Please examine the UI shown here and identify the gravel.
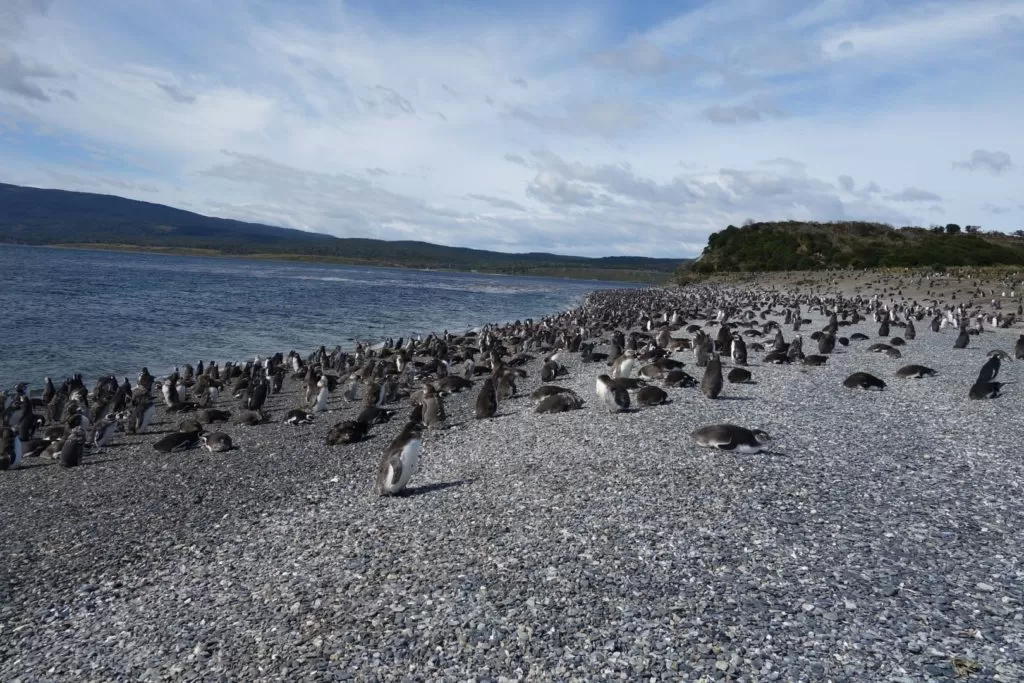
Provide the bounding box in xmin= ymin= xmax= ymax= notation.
xmin=2 ymin=280 xmax=1024 ymax=682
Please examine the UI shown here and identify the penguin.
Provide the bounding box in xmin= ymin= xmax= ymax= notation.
xmin=199 ymin=432 xmax=233 ymax=453
xmin=1 ymin=427 xmax=24 ymax=471
xmin=540 ymin=360 xmax=565 ymax=383
xmin=969 ymin=380 xmax=1005 ymax=399
xmin=690 ymin=424 xmax=773 ymax=454
xmin=731 ymin=336 xmax=747 ymax=366
xmin=91 ymin=416 xmax=118 ymax=449
xmin=342 ymin=375 xmax=360 ymax=402
xmin=128 ymin=401 xmax=155 ymax=434
xmin=177 ymin=418 xmax=203 ymax=434
xmin=610 ymin=351 xmax=638 ymax=379
xmin=534 ymin=392 xmax=584 ymax=414
xmin=326 ymin=419 xmax=368 ymax=445
xmin=843 ymin=372 xmax=886 ymax=391
xmin=417 ymin=384 xmax=445 ymax=429
xmin=284 ymin=409 xmax=314 ymax=425
xmin=802 ymin=354 xmax=828 ymax=366
xmin=200 ymin=408 xmax=232 ymax=424
xmin=595 ymin=374 xmax=630 ymax=413
xmin=356 ymin=405 xmax=399 ymax=426
xmin=904 ymin=320 xmax=916 ymax=340
xmin=700 ymin=353 xmax=723 ymax=399
xmin=42 ymin=377 xmax=55 ymax=405
xmin=636 ymin=386 xmax=669 ymax=406
xmin=953 ymin=327 xmax=970 ymax=349
xmin=531 ymin=385 xmax=576 ymax=402
xmin=1015 ymin=334 xmax=1024 ymax=360
xmin=310 ymin=376 xmax=330 ymax=413
xmin=726 ymin=368 xmax=752 ymax=383
xmin=895 ymin=364 xmax=938 ymax=379
xmin=976 ymin=356 xmax=1000 ymax=385
xmin=153 ymin=430 xmax=202 ymax=453
xmin=374 ymin=421 xmax=424 ymax=496
xmin=233 ymin=409 xmax=269 ymax=426
xmin=663 ymin=370 xmax=698 ymax=388
xmin=818 ymin=334 xmax=836 ymax=355
xmin=60 ymin=427 xmax=87 ymax=467
xmin=474 ymin=377 xmax=498 ymax=419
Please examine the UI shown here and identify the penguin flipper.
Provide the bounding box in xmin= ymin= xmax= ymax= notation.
xmin=716 ymin=440 xmax=739 ymax=451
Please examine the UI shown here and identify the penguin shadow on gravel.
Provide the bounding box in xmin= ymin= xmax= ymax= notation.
xmin=377 ymin=479 xmax=472 ymax=499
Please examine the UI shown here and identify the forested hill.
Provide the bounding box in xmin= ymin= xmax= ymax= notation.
xmin=0 ymin=183 xmax=682 ymax=283
xmin=687 ymin=221 xmax=1024 ymax=273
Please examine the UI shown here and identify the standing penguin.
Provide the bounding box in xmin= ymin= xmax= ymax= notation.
xmin=60 ymin=427 xmax=87 ymax=468
xmin=954 ymin=327 xmax=970 ymax=349
xmin=905 ymin=319 xmax=916 ymax=340
xmin=474 ymin=377 xmax=498 ymax=419
xmin=374 ymin=421 xmax=424 ymax=496
xmin=310 ymin=376 xmax=330 ymax=413
xmin=731 ymin=335 xmax=747 ymax=366
xmin=701 ymin=353 xmax=724 ymax=399
xmin=1015 ymin=334 xmax=1024 ymax=360
xmin=421 ymin=383 xmax=446 ymax=429
xmin=595 ymin=375 xmax=630 ymax=413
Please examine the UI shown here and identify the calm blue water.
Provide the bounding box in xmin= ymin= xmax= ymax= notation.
xmin=0 ymin=245 xmax=634 ymax=387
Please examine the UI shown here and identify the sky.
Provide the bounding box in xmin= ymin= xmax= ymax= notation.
xmin=1 ymin=0 xmax=1022 ymax=258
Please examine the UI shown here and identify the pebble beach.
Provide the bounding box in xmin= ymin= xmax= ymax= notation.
xmin=2 ymin=275 xmax=1024 ymax=682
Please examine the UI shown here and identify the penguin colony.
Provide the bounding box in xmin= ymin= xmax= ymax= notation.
xmin=2 ymin=272 xmax=1023 ymax=494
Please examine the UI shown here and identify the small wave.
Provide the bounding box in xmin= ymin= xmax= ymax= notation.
xmin=287 ymin=275 xmax=356 ymax=283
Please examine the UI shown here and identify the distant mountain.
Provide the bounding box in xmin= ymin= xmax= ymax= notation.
xmin=683 ymin=220 xmax=1024 ymax=274
xmin=0 ymin=183 xmax=685 ymax=283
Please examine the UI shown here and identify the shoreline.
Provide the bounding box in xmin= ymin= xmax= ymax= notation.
xmin=2 ymin=275 xmax=1024 ymax=680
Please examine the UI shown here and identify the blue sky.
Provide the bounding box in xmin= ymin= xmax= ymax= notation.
xmin=1 ymin=0 xmax=1022 ymax=257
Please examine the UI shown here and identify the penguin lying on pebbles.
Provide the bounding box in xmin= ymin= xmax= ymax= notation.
xmin=690 ymin=424 xmax=772 ymax=454
xmin=285 ymin=409 xmax=315 ymax=425
xmin=531 ymin=385 xmax=575 ymax=402
xmin=201 ymin=409 xmax=232 ymax=424
xmin=663 ymin=370 xmax=698 ymax=388
xmin=843 ymin=372 xmax=886 ymax=391
xmin=234 ymin=409 xmax=270 ymax=426
xmin=535 ymin=392 xmax=584 ymax=413
xmin=326 ymin=419 xmax=368 ymax=445
xmin=153 ymin=430 xmax=202 ymax=453
xmin=727 ymin=368 xmax=752 ymax=383
xmin=636 ymin=386 xmax=669 ymax=406
xmin=895 ymin=365 xmax=938 ymax=379
xmin=357 ymin=405 xmax=398 ymax=426
xmin=200 ymin=432 xmax=233 ymax=452
xmin=374 ymin=421 xmax=424 ymax=496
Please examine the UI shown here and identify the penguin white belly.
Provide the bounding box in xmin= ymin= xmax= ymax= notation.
xmin=595 ymin=380 xmax=615 ymax=411
xmin=383 ymin=439 xmax=420 ymax=493
xmin=139 ymin=405 xmax=154 ymax=432
xmin=312 ymin=387 xmax=329 ymax=412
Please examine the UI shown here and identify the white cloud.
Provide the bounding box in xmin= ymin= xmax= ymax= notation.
xmin=0 ymin=0 xmax=1021 ymax=257
xmin=954 ymin=149 xmax=1015 ymax=175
